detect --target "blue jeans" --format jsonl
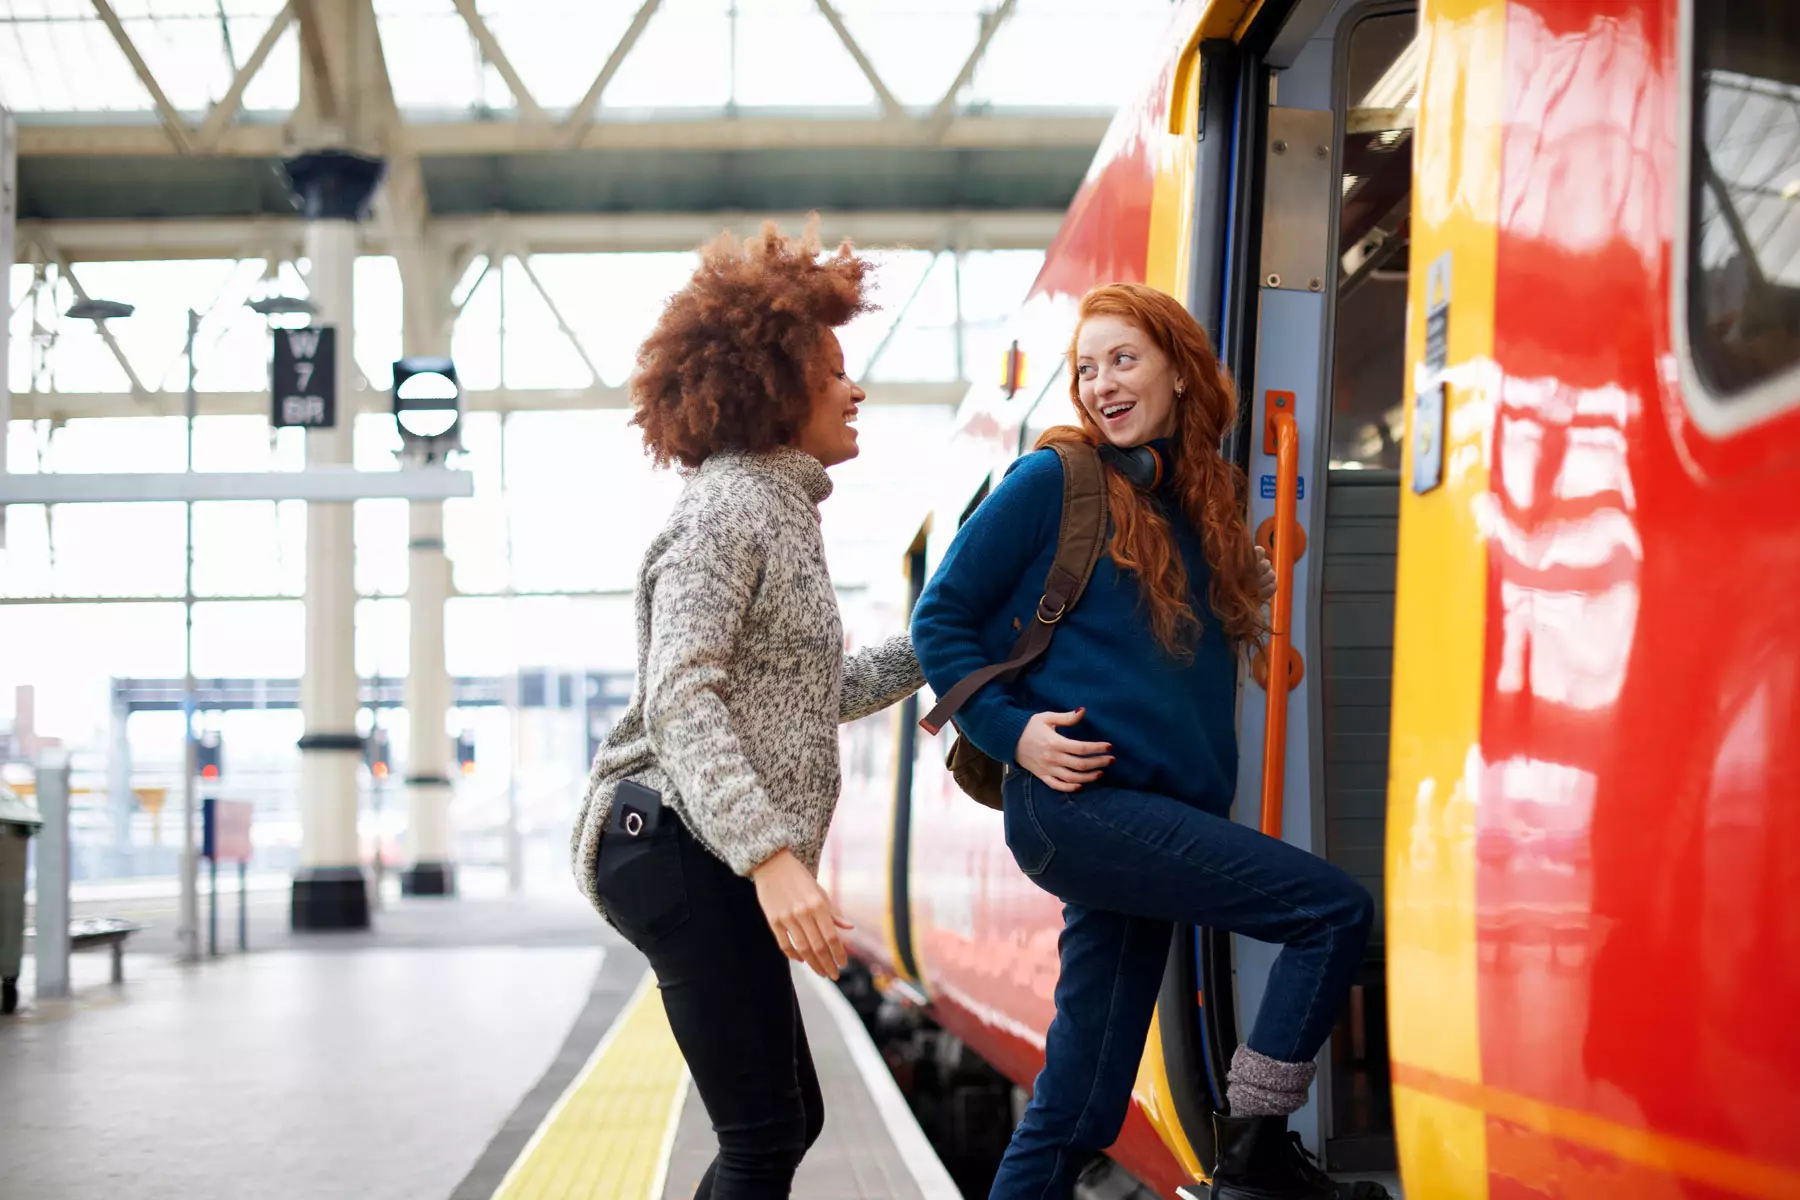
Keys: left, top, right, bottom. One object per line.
{"left": 989, "top": 771, "right": 1374, "bottom": 1200}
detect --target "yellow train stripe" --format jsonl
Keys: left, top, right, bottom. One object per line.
{"left": 1394, "top": 1065, "right": 1800, "bottom": 1199}
{"left": 1198, "top": 0, "right": 1263, "bottom": 42}
{"left": 1388, "top": 0, "right": 1511, "bottom": 1194}
{"left": 491, "top": 970, "right": 689, "bottom": 1200}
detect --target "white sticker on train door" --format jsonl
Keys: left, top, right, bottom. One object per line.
{"left": 1414, "top": 253, "right": 1452, "bottom": 495}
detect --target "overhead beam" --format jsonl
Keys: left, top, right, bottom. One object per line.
{"left": 2, "top": 109, "right": 14, "bottom": 516}
{"left": 360, "top": 0, "right": 445, "bottom": 351}
{"left": 195, "top": 1, "right": 298, "bottom": 152}
{"left": 0, "top": 467, "right": 475, "bottom": 505}
{"left": 449, "top": 0, "right": 547, "bottom": 124}
{"left": 16, "top": 112, "right": 1107, "bottom": 157}
{"left": 293, "top": 0, "right": 342, "bottom": 128}
{"left": 814, "top": 0, "right": 907, "bottom": 123}
{"left": 927, "top": 0, "right": 1021, "bottom": 142}
{"left": 8, "top": 381, "right": 968, "bottom": 422}
{"left": 21, "top": 209, "right": 1067, "bottom": 261}
{"left": 87, "top": 0, "right": 195, "bottom": 154}
{"left": 562, "top": 0, "right": 663, "bottom": 148}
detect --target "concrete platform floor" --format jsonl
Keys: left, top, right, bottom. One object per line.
{"left": 0, "top": 889, "right": 629, "bottom": 1200}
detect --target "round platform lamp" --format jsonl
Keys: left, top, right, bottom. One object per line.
{"left": 65, "top": 298, "right": 136, "bottom": 322}
{"left": 248, "top": 295, "right": 317, "bottom": 320}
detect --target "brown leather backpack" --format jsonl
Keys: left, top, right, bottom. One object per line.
{"left": 918, "top": 441, "right": 1111, "bottom": 809}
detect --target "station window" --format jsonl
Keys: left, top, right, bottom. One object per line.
{"left": 1686, "top": 0, "right": 1800, "bottom": 415}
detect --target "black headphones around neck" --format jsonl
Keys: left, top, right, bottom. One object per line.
{"left": 1097, "top": 442, "right": 1166, "bottom": 491}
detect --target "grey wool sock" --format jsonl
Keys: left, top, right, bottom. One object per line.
{"left": 1225, "top": 1045, "right": 1316, "bottom": 1117}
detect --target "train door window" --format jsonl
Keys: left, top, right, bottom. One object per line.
{"left": 1330, "top": 11, "right": 1417, "bottom": 472}
{"left": 1681, "top": 0, "right": 1800, "bottom": 433}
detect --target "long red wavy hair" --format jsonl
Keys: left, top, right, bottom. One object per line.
{"left": 1038, "top": 283, "right": 1264, "bottom": 657}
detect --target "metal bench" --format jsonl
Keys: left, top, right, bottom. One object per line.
{"left": 24, "top": 916, "right": 143, "bottom": 987}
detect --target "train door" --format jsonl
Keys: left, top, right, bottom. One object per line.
{"left": 1219, "top": 0, "right": 1416, "bottom": 1173}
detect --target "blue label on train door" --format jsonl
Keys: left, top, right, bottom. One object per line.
{"left": 1259, "top": 475, "right": 1304, "bottom": 501}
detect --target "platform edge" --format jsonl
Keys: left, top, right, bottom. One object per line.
{"left": 802, "top": 969, "right": 963, "bottom": 1200}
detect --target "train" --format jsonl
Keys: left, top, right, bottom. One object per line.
{"left": 821, "top": 0, "right": 1800, "bottom": 1196}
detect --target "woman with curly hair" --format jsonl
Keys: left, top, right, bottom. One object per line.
{"left": 571, "top": 221, "right": 922, "bottom": 1198}
{"left": 912, "top": 283, "right": 1375, "bottom": 1200}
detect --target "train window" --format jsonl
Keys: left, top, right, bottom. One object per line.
{"left": 1329, "top": 13, "right": 1418, "bottom": 471}
{"left": 1683, "top": 0, "right": 1800, "bottom": 428}
{"left": 1020, "top": 360, "right": 1071, "bottom": 453}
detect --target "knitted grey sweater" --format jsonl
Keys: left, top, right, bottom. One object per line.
{"left": 571, "top": 446, "right": 923, "bottom": 914}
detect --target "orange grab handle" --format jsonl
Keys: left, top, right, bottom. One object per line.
{"left": 1259, "top": 410, "right": 1300, "bottom": 839}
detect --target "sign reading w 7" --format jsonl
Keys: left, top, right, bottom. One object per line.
{"left": 271, "top": 326, "right": 337, "bottom": 429}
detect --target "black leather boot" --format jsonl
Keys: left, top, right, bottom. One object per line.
{"left": 1208, "top": 1114, "right": 1388, "bottom": 1199}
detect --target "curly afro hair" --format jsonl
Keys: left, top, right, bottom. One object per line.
{"left": 631, "top": 219, "right": 876, "bottom": 469}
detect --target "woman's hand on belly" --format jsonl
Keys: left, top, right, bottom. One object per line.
{"left": 1016, "top": 708, "right": 1115, "bottom": 794}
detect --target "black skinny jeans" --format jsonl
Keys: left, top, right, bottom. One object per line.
{"left": 595, "top": 811, "right": 824, "bottom": 1199}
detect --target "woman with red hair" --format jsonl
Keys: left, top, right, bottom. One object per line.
{"left": 912, "top": 283, "right": 1376, "bottom": 1200}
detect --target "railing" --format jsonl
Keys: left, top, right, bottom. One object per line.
{"left": 1259, "top": 401, "right": 1302, "bottom": 839}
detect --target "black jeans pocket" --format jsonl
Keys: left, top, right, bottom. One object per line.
{"left": 1003, "top": 774, "right": 1057, "bottom": 878}
{"left": 595, "top": 821, "right": 691, "bottom": 943}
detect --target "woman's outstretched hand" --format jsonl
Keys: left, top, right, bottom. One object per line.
{"left": 1016, "top": 708, "right": 1114, "bottom": 794}
{"left": 751, "top": 848, "right": 853, "bottom": 980}
{"left": 1254, "top": 544, "right": 1278, "bottom": 605}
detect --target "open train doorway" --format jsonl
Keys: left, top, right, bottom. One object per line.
{"left": 1203, "top": 0, "right": 1417, "bottom": 1177}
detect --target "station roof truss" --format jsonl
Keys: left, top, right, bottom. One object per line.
{"left": 0, "top": 0, "right": 1166, "bottom": 243}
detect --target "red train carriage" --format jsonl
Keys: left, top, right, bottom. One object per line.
{"left": 824, "top": 0, "right": 1800, "bottom": 1195}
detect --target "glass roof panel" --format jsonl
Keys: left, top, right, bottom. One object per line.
{"left": 117, "top": 14, "right": 236, "bottom": 111}
{"left": 0, "top": 12, "right": 149, "bottom": 111}
{"left": 230, "top": 16, "right": 297, "bottom": 110}
{"left": 376, "top": 9, "right": 486, "bottom": 112}
{"left": 602, "top": 0, "right": 732, "bottom": 111}
{"left": 4, "top": 0, "right": 1154, "bottom": 116}
{"left": 971, "top": 1, "right": 1173, "bottom": 109}
{"left": 733, "top": 0, "right": 878, "bottom": 110}
{"left": 476, "top": 2, "right": 646, "bottom": 111}
{"left": 832, "top": 0, "right": 984, "bottom": 109}
{"left": 0, "top": 0, "right": 293, "bottom": 112}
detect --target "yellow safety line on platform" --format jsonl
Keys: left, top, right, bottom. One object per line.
{"left": 491, "top": 970, "right": 690, "bottom": 1200}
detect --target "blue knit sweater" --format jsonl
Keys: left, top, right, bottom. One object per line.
{"left": 911, "top": 446, "right": 1240, "bottom": 815}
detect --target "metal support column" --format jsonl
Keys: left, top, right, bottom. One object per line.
{"left": 398, "top": 262, "right": 456, "bottom": 897}
{"left": 33, "top": 750, "right": 71, "bottom": 1002}
{"left": 286, "top": 150, "right": 384, "bottom": 931}
{"left": 1, "top": 107, "right": 15, "bottom": 547}
{"left": 177, "top": 308, "right": 200, "bottom": 962}
{"left": 108, "top": 693, "right": 132, "bottom": 875}
{"left": 400, "top": 498, "right": 455, "bottom": 895}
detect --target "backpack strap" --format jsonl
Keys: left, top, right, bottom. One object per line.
{"left": 920, "top": 441, "right": 1110, "bottom": 736}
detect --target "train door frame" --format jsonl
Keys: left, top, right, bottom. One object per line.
{"left": 1313, "top": 0, "right": 1416, "bottom": 1173}
{"left": 888, "top": 524, "right": 932, "bottom": 985}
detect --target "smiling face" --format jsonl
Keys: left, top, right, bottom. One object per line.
{"left": 1074, "top": 314, "right": 1183, "bottom": 447}
{"left": 793, "top": 328, "right": 866, "bottom": 468}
